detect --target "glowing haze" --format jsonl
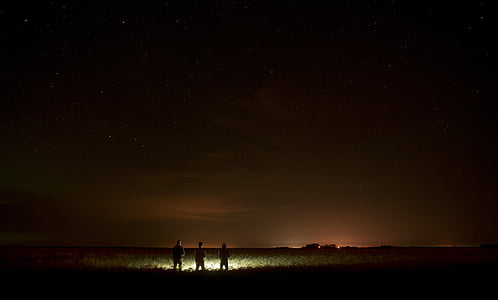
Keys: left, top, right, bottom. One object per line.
{"left": 1, "top": 2, "right": 497, "bottom": 248}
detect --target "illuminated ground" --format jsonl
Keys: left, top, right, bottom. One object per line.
{"left": 2, "top": 247, "right": 497, "bottom": 297}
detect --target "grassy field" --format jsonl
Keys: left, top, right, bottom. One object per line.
{"left": 2, "top": 247, "right": 497, "bottom": 297}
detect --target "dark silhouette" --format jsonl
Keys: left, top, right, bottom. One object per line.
{"left": 218, "top": 243, "right": 230, "bottom": 270}
{"left": 304, "top": 243, "right": 321, "bottom": 249}
{"left": 480, "top": 244, "right": 498, "bottom": 248}
{"left": 194, "top": 241, "right": 206, "bottom": 271}
{"left": 172, "top": 240, "right": 185, "bottom": 271}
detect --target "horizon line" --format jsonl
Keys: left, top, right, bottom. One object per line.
{"left": 0, "top": 243, "right": 492, "bottom": 249}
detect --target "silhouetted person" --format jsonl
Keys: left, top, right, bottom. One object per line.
{"left": 218, "top": 243, "right": 230, "bottom": 270}
{"left": 194, "top": 241, "right": 206, "bottom": 271}
{"left": 172, "top": 240, "right": 185, "bottom": 271}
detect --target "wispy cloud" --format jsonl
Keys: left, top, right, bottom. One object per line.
{"left": 125, "top": 195, "right": 258, "bottom": 222}
{"left": 171, "top": 199, "right": 256, "bottom": 221}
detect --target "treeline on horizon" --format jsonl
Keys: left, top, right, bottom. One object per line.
{"left": 274, "top": 243, "right": 498, "bottom": 249}
{"left": 3, "top": 243, "right": 498, "bottom": 249}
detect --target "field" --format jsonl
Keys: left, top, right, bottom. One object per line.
{"left": 2, "top": 247, "right": 497, "bottom": 296}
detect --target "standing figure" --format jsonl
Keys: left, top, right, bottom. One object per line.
{"left": 218, "top": 243, "right": 230, "bottom": 271}
{"left": 172, "top": 240, "right": 185, "bottom": 271}
{"left": 194, "top": 241, "right": 206, "bottom": 271}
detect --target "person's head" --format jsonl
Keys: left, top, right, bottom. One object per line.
{"left": 177, "top": 240, "right": 181, "bottom": 245}
{"left": 198, "top": 241, "right": 203, "bottom": 248}
{"left": 222, "top": 243, "right": 226, "bottom": 248}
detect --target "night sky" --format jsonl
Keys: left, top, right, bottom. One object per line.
{"left": 2, "top": 1, "right": 497, "bottom": 248}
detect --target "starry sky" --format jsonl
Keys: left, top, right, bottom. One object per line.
{"left": 1, "top": 1, "right": 497, "bottom": 248}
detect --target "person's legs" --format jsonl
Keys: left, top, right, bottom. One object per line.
{"left": 174, "top": 259, "right": 183, "bottom": 271}
{"left": 220, "top": 259, "right": 228, "bottom": 270}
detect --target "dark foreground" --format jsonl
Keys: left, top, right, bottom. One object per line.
{"left": 3, "top": 263, "right": 497, "bottom": 297}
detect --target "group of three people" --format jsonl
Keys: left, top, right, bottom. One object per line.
{"left": 172, "top": 240, "right": 230, "bottom": 271}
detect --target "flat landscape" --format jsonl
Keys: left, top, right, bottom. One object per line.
{"left": 2, "top": 247, "right": 497, "bottom": 297}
